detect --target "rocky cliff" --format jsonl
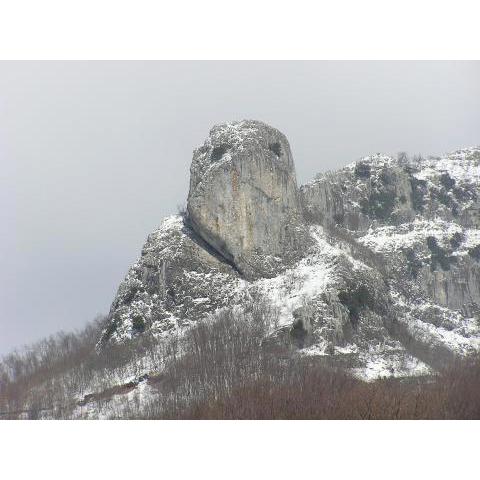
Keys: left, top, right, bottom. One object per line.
{"left": 101, "top": 121, "right": 480, "bottom": 380}
{"left": 187, "top": 120, "right": 308, "bottom": 279}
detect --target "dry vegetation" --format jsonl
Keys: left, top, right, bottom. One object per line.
{"left": 174, "top": 359, "right": 480, "bottom": 420}
{"left": 0, "top": 316, "right": 171, "bottom": 419}
{"left": 1, "top": 305, "right": 480, "bottom": 420}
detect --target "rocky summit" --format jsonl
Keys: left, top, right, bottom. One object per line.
{"left": 102, "top": 121, "right": 480, "bottom": 381}
{"left": 187, "top": 120, "right": 308, "bottom": 278}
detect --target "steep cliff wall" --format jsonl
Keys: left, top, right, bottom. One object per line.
{"left": 187, "top": 120, "right": 308, "bottom": 279}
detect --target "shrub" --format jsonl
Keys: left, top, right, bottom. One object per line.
{"left": 176, "top": 203, "right": 188, "bottom": 219}
{"left": 397, "top": 152, "right": 409, "bottom": 164}
{"left": 122, "top": 287, "right": 139, "bottom": 304}
{"left": 268, "top": 142, "right": 282, "bottom": 157}
{"left": 439, "top": 172, "right": 455, "bottom": 190}
{"left": 469, "top": 244, "right": 480, "bottom": 261}
{"left": 211, "top": 145, "right": 228, "bottom": 162}
{"left": 437, "top": 189, "right": 454, "bottom": 208}
{"left": 426, "top": 236, "right": 454, "bottom": 271}
{"left": 453, "top": 184, "right": 476, "bottom": 202}
{"left": 379, "top": 170, "right": 393, "bottom": 186}
{"left": 409, "top": 177, "right": 427, "bottom": 212}
{"left": 132, "top": 316, "right": 146, "bottom": 333}
{"left": 361, "top": 189, "right": 396, "bottom": 220}
{"left": 449, "top": 232, "right": 464, "bottom": 249}
{"left": 354, "top": 162, "right": 371, "bottom": 178}
{"left": 338, "top": 284, "right": 373, "bottom": 327}
{"left": 403, "top": 248, "right": 423, "bottom": 278}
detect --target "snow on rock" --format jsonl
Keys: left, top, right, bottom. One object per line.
{"left": 392, "top": 291, "right": 480, "bottom": 357}
{"left": 352, "top": 351, "right": 432, "bottom": 382}
{"left": 414, "top": 147, "right": 480, "bottom": 184}
{"left": 252, "top": 226, "right": 341, "bottom": 327}
{"left": 358, "top": 219, "right": 480, "bottom": 254}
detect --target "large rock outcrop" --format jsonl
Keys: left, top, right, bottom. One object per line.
{"left": 301, "top": 147, "right": 480, "bottom": 315}
{"left": 187, "top": 120, "right": 307, "bottom": 279}
{"left": 301, "top": 148, "right": 480, "bottom": 232}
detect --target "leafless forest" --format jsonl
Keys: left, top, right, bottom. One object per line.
{"left": 1, "top": 303, "right": 479, "bottom": 420}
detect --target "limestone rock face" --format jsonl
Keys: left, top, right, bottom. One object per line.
{"left": 99, "top": 215, "right": 242, "bottom": 345}
{"left": 187, "top": 120, "right": 306, "bottom": 278}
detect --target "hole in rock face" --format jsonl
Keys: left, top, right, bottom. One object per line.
{"left": 269, "top": 142, "right": 282, "bottom": 157}
{"left": 211, "top": 145, "right": 228, "bottom": 162}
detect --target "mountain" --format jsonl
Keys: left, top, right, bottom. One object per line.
{"left": 102, "top": 120, "right": 480, "bottom": 381}
{"left": 2, "top": 120, "right": 479, "bottom": 419}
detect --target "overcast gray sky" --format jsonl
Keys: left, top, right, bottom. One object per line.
{"left": 1, "top": 61, "right": 479, "bottom": 355}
